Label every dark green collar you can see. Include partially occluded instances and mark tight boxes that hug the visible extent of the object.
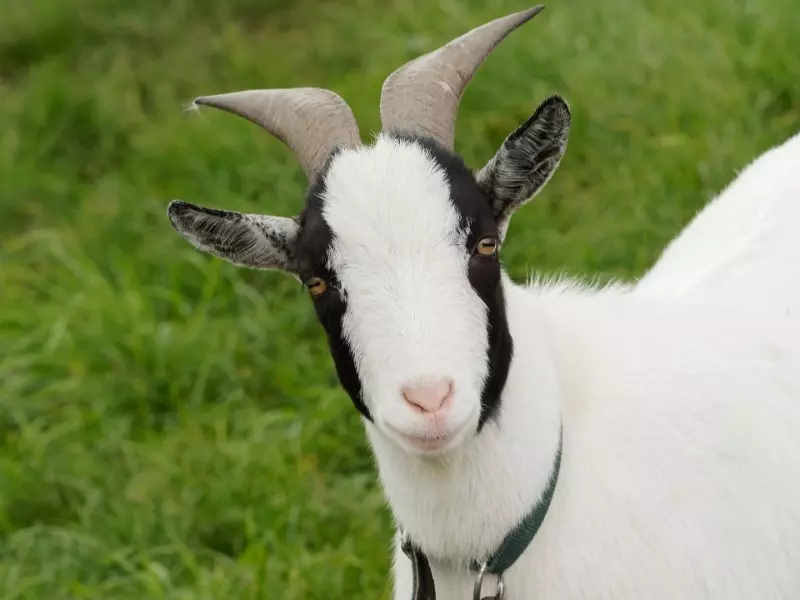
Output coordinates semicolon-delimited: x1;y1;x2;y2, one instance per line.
401;425;563;600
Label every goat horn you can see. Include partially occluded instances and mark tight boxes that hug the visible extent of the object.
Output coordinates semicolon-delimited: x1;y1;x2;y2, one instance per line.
193;88;361;182
380;5;545;150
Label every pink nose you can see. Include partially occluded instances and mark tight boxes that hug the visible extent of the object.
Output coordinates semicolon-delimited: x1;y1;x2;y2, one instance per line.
401;379;453;414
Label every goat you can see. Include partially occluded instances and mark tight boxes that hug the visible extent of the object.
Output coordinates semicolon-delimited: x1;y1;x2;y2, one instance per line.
164;6;800;599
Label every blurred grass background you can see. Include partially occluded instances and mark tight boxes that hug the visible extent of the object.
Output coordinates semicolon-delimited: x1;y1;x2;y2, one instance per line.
0;0;798;597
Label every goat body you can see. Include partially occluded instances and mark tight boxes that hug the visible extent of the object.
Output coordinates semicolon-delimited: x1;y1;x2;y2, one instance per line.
386;133;800;599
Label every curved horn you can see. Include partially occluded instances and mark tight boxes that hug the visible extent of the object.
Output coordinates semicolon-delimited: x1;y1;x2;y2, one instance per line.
380;6;545;150
194;88;361;182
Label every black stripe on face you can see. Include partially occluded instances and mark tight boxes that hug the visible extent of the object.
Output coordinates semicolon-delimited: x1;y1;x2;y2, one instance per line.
395;134;514;431
295;171;372;422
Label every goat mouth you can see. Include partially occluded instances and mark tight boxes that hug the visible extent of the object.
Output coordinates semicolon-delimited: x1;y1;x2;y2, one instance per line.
384;423;465;454
382;402;482;454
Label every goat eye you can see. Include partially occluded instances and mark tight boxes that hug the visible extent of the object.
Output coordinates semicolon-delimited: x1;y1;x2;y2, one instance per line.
475;236;499;256
305;277;327;296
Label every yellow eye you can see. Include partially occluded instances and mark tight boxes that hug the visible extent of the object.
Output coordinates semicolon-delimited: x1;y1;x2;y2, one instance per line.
476;236;499;256
305;277;327;296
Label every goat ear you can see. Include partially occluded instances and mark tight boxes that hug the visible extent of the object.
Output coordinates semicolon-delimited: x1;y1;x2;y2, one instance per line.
167;200;299;273
476;95;570;239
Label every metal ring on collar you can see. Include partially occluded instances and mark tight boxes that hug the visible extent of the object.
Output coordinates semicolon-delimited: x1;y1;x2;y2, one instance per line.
473;562;505;600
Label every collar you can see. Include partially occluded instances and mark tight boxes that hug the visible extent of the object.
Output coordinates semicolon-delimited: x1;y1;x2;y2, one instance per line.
400;424;563;600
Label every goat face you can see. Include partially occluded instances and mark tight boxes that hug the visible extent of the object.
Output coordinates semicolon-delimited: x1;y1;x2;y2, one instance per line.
165;8;570;455
297;133;507;454
167;97;569;455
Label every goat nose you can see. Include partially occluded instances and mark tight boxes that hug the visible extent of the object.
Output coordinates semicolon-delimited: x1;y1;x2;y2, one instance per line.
401;379;453;414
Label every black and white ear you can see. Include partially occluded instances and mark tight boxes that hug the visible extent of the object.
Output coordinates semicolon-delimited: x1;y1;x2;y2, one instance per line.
476;95;571;239
167;200;299;273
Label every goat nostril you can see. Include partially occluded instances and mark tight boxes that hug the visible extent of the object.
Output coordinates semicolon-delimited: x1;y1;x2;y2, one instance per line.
401;378;453;414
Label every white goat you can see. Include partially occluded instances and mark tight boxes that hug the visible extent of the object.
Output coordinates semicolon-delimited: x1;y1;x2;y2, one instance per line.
165;6;800;599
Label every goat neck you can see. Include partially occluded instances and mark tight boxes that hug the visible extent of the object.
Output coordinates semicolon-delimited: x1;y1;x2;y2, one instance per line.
364;272;564;566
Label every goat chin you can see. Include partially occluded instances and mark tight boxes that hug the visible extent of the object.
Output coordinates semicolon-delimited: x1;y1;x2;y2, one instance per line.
378;131;800;600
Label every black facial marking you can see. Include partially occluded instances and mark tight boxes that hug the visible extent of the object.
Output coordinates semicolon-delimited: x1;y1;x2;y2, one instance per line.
295;165;372;422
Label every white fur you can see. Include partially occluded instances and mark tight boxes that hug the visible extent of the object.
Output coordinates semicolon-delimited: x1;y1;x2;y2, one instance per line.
638;131;800;313
319;132;800;598
391;277;800;599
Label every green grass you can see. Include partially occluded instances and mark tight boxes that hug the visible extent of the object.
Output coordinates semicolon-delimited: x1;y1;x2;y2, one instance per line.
1;0;799;597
